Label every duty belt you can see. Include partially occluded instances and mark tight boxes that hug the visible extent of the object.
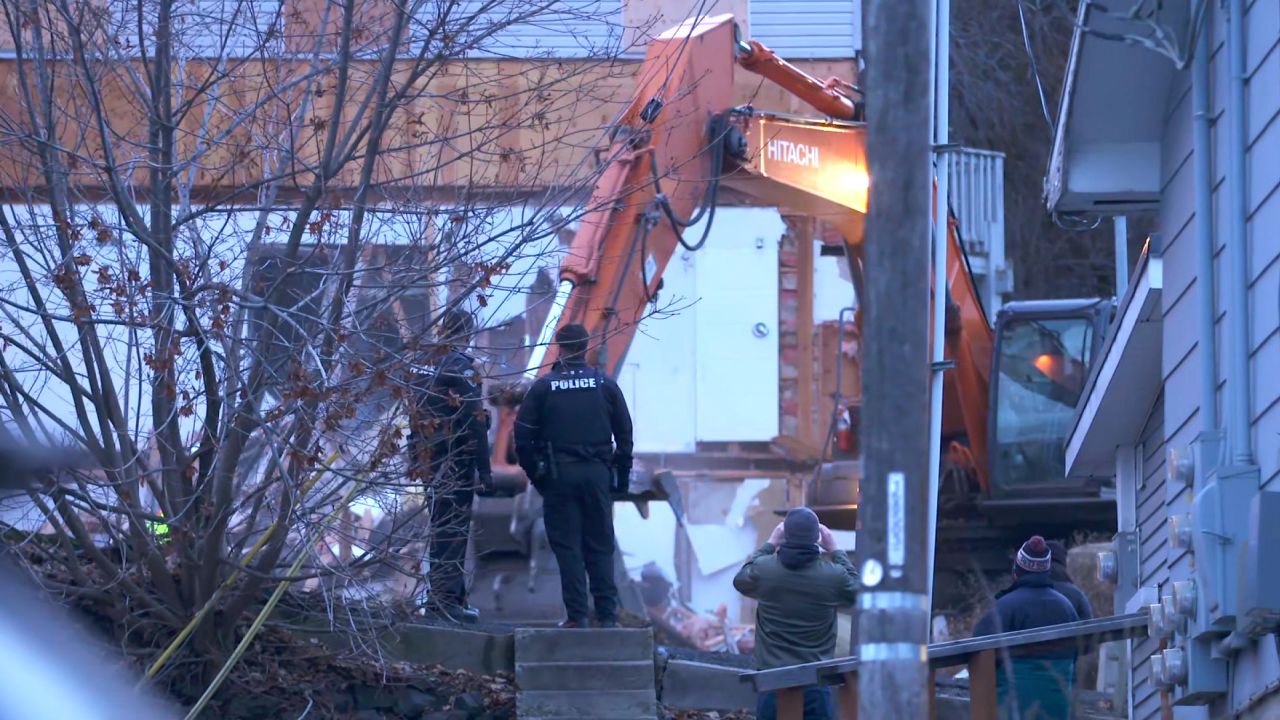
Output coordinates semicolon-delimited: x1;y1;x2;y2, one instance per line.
552;443;613;464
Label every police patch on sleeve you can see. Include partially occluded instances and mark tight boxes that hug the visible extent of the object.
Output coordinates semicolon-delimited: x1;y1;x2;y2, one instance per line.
462;367;480;387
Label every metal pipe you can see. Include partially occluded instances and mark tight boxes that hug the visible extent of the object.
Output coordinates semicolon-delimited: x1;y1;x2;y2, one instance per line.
1113;215;1129;295
1225;0;1254;465
1193;1;1218;434
925;0;950;625
523;279;575;377
1213;629;1250;658
737;39;861;121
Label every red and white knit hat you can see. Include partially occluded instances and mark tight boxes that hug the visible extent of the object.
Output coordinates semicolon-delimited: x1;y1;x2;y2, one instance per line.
1015;535;1052;573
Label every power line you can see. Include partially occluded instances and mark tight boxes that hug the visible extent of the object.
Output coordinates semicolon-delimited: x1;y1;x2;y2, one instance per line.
1015;0;1055;139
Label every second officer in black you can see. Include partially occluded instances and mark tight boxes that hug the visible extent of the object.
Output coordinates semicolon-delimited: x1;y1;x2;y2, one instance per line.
409;308;491;624
515;323;633;628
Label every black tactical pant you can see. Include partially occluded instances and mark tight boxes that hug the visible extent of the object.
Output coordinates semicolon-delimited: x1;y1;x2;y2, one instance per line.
541;460;618;622
418;443;476;609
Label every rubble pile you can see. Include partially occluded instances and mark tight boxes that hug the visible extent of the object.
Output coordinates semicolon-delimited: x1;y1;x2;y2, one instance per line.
635;561;756;655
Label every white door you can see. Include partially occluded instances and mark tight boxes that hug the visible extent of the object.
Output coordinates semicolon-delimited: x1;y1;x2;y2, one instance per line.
617;248;699;453
691;209;784;442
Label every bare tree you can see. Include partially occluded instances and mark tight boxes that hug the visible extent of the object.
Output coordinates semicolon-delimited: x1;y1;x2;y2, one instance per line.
0;0;666;711
950;0;1154;301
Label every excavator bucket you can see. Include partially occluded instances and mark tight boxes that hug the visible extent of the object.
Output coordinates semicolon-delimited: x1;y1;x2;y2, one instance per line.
615;465;685;526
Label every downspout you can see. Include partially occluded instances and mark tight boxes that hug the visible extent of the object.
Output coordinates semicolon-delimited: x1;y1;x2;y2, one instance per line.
925;0;951;623
1213;0;1258;657
1193;1;1218;436
1225;0;1254;467
1191;2;1231;636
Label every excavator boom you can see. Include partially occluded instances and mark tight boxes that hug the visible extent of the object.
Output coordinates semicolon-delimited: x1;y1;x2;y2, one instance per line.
522;15;873;376
498;13;995;497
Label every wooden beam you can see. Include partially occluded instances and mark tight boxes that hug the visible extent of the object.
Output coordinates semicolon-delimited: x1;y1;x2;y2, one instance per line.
796;218;817;447
967;650;997;720
776;687;805;720
928;669;937;719
835;672;859;720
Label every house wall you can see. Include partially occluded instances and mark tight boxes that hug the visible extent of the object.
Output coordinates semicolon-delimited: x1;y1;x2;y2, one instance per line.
1134;2;1280;717
0;1;859;198
749;0;862;59
1132;393;1169;719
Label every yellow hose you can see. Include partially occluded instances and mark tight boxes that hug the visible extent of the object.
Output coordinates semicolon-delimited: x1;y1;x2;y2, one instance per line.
183;479;368;719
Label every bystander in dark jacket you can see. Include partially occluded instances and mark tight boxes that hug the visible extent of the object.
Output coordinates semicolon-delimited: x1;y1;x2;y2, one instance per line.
733;507;858;720
974;535;1079;720
1045;540;1094;621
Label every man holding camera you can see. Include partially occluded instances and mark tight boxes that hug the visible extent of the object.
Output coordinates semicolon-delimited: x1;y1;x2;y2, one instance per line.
514;323;634;628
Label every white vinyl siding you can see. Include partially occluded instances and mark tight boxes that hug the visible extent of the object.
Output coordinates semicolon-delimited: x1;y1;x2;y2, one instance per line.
444;0;624;59
749;0;861;60
185;1;282;58
108;0;282;58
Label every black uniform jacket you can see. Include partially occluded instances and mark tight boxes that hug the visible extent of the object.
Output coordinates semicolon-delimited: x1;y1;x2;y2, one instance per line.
513;359;633;489
410;349;492;480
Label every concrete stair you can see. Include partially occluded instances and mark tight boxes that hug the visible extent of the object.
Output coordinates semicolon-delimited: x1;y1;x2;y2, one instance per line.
515;627;658;719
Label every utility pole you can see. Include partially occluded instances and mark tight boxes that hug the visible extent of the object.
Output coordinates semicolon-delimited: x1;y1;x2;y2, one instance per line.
857;0;934;717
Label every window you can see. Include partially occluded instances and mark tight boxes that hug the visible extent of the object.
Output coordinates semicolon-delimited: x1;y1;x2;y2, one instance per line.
749;0;861;60
991;316;1094;490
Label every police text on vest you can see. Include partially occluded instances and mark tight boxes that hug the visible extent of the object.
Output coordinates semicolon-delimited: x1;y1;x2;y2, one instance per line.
550;377;598;391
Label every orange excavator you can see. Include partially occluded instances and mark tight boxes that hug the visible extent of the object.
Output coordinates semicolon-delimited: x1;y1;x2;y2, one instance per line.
480;14;1116;612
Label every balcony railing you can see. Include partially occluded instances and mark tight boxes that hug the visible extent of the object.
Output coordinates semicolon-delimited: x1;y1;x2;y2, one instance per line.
937;147;1011;317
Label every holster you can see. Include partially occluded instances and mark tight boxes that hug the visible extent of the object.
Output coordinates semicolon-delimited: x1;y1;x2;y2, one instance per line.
532;441;559;491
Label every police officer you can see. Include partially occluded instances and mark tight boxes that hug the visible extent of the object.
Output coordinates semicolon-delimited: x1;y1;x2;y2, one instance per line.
515;323;633;628
408;308;492;624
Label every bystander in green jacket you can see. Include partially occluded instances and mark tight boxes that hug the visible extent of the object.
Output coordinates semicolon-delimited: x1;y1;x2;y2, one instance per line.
733;509;860;670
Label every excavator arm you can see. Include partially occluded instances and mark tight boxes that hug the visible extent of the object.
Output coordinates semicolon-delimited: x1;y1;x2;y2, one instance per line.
491;13;996;498
521;14;864;378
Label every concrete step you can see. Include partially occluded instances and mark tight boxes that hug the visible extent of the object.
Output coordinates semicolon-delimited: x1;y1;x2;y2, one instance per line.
516;689;658;719
514;627;654;663
656;659;756;712
516;660;655;692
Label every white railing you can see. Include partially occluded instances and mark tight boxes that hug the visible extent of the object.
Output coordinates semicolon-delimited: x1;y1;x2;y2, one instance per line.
936;147;1012;318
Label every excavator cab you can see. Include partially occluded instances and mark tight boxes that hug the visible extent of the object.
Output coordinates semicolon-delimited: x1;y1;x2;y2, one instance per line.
982;298;1116;523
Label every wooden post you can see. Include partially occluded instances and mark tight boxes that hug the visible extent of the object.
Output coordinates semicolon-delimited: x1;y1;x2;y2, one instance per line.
835;672;859;720
776;687;806;720
928;668;937;719
968;650;997;720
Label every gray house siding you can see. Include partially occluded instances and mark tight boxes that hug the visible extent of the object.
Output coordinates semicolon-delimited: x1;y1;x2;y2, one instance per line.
1133;394;1167;720
453;0;624;59
1245;0;1280;491
749;0;862;59
1232;0;1280;494
1126;2;1280;716
1156;0;1280;501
